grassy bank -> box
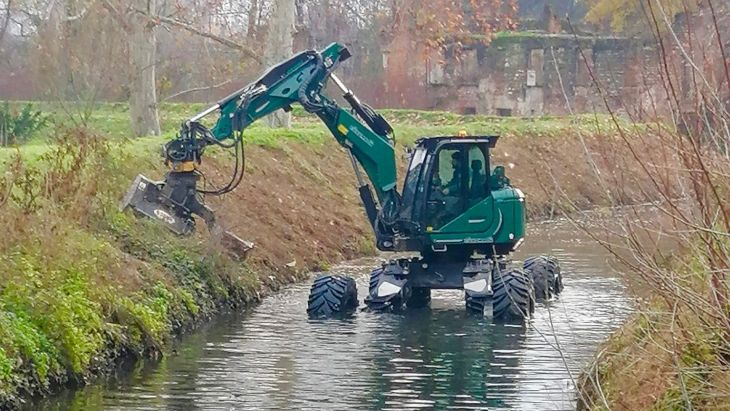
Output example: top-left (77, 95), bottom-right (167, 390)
top-left (0, 103), bottom-right (657, 407)
top-left (570, 112), bottom-right (730, 408)
top-left (578, 257), bottom-right (730, 409)
top-left (2, 100), bottom-right (634, 147)
top-left (1, 137), bottom-right (242, 406)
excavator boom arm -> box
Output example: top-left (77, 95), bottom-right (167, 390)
top-left (135, 43), bottom-right (401, 249)
top-left (191, 43), bottom-right (397, 204)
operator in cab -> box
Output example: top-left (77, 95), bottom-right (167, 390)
top-left (490, 165), bottom-right (511, 189)
top-left (442, 152), bottom-right (462, 196)
top-left (428, 151), bottom-right (464, 228)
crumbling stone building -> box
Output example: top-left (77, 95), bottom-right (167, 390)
top-left (424, 33), bottom-right (660, 117)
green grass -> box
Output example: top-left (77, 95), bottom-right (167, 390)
top-left (1, 101), bottom-right (630, 164)
top-left (0, 129), bottom-right (262, 406)
top-left (579, 243), bottom-right (730, 409)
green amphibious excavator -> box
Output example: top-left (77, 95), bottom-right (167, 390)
top-left (121, 42), bottom-right (563, 320)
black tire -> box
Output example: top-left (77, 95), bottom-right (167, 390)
top-left (406, 288), bottom-right (431, 308)
top-left (465, 294), bottom-right (489, 315)
top-left (367, 267), bottom-right (384, 296)
top-left (523, 255), bottom-right (562, 300)
top-left (492, 267), bottom-right (535, 321)
top-left (364, 267), bottom-right (404, 311)
top-left (307, 275), bottom-right (358, 318)
top-left (549, 256), bottom-right (564, 295)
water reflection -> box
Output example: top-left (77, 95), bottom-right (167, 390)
top-left (361, 307), bottom-right (528, 410)
top-left (35, 216), bottom-right (632, 410)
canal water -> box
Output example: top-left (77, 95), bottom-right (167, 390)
top-left (38, 216), bottom-right (633, 410)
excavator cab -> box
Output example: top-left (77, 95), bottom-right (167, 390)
top-left (396, 136), bottom-right (525, 259)
top-left (419, 139), bottom-right (493, 230)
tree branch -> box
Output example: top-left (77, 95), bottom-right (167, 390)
top-left (63, 5), bottom-right (91, 22)
top-left (342, 0), bottom-right (369, 26)
top-left (99, 0), bottom-right (130, 32)
top-left (135, 9), bottom-right (262, 63)
top-left (707, 0), bottom-right (730, 94)
top-left (162, 79), bottom-right (232, 102)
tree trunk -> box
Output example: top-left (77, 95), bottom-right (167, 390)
top-left (264, 0), bottom-right (296, 128)
top-left (1, 0), bottom-right (13, 47)
top-left (247, 0), bottom-right (258, 41)
top-left (44, 0), bottom-right (70, 100)
top-left (128, 0), bottom-right (160, 137)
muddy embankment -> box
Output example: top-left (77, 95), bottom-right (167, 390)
top-left (0, 125), bottom-right (664, 407)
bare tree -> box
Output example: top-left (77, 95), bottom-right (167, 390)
top-left (572, 1), bottom-right (730, 408)
top-left (264, 0), bottom-right (295, 128)
top-left (127, 0), bottom-right (160, 136)
top-left (247, 0), bottom-right (259, 40)
top-left (102, 0), bottom-right (264, 136)
top-left (0, 0), bottom-right (11, 44)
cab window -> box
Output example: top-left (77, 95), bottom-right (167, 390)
top-left (424, 142), bottom-right (491, 229)
top-left (467, 145), bottom-right (488, 206)
top-left (425, 145), bottom-right (466, 229)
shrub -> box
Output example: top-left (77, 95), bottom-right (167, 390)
top-left (0, 102), bottom-right (48, 146)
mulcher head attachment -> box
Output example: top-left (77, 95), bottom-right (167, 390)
top-left (120, 174), bottom-right (195, 235)
top-left (120, 173), bottom-right (254, 260)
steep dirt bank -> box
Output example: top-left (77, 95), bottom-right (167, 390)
top-left (211, 127), bottom-right (661, 249)
top-left (0, 124), bottom-right (665, 407)
top-left (203, 142), bottom-right (373, 282)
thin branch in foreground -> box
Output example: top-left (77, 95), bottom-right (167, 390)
top-left (136, 10), bottom-right (262, 64)
top-left (162, 79), bottom-right (232, 102)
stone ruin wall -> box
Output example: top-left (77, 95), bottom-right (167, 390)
top-left (425, 34), bottom-right (664, 118)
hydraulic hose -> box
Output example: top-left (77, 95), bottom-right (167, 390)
top-left (379, 190), bottom-right (402, 227)
top-left (196, 133), bottom-right (245, 195)
top-left (297, 55), bottom-right (327, 113)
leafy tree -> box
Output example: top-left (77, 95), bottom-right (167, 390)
top-left (393, 0), bottom-right (519, 50)
top-left (584, 0), bottom-right (701, 33)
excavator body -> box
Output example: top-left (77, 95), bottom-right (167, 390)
top-left (121, 42), bottom-right (561, 320)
